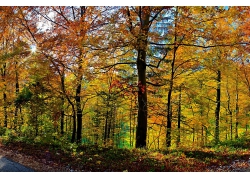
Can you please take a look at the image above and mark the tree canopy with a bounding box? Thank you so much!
[1,6,250,149]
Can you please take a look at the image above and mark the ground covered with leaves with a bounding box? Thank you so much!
[1,139,250,172]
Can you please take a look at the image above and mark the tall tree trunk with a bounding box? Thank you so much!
[75,75,83,143]
[129,97,133,147]
[59,67,76,143]
[104,94,110,145]
[71,110,76,143]
[235,72,239,139]
[204,126,208,145]
[215,70,221,144]
[192,127,195,144]
[135,6,150,148]
[3,92,7,128]
[230,112,233,141]
[166,8,179,148]
[226,75,233,141]
[14,60,20,131]
[2,63,7,128]
[201,126,204,146]
[166,45,178,148]
[176,85,182,147]
[60,97,65,135]
[104,109,109,145]
[60,69,65,135]
[75,6,86,144]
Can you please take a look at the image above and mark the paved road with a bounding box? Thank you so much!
[0,156,34,172]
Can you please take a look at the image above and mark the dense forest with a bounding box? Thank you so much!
[1,6,250,151]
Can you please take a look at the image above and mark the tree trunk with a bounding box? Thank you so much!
[235,72,239,139]
[166,8,179,148]
[192,127,195,144]
[226,75,233,141]
[71,110,76,143]
[14,61,19,130]
[104,94,110,145]
[201,126,204,146]
[75,6,86,144]
[129,97,133,147]
[76,77,83,144]
[215,70,221,144]
[2,63,8,128]
[104,109,109,145]
[60,70,65,135]
[135,6,150,148]
[3,92,7,128]
[230,112,233,140]
[176,85,182,147]
[60,96,65,135]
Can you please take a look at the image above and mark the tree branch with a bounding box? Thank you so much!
[147,49,170,68]
[149,7,165,27]
[127,7,133,33]
[101,62,136,72]
[18,7,38,44]
[146,81,165,87]
[150,41,250,48]
[33,8,69,30]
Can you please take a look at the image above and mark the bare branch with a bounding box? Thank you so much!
[33,8,69,30]
[149,7,165,27]
[18,7,38,44]
[173,58,194,73]
[101,62,136,72]
[150,41,250,48]
[146,81,165,87]
[127,7,133,33]
[147,49,170,68]
[52,6,70,24]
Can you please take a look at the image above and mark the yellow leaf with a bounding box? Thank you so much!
[96,161,101,164]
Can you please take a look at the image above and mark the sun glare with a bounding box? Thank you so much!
[30,45,37,53]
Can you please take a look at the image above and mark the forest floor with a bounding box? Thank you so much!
[1,140,250,172]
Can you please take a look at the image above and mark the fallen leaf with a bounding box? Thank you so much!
[96,161,101,164]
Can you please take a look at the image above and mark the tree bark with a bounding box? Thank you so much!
[75,75,83,143]
[235,72,239,139]
[2,63,7,128]
[75,6,86,144]
[14,61,19,130]
[176,85,182,147]
[166,8,178,148]
[60,97,65,135]
[215,70,221,144]
[59,67,76,143]
[226,75,233,141]
[71,110,76,143]
[135,6,150,148]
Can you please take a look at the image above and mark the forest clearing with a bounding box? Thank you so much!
[1,6,250,172]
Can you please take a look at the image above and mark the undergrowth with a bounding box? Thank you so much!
[1,130,250,171]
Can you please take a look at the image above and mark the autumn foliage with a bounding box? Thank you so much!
[1,6,250,150]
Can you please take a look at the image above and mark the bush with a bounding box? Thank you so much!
[0,126,6,136]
